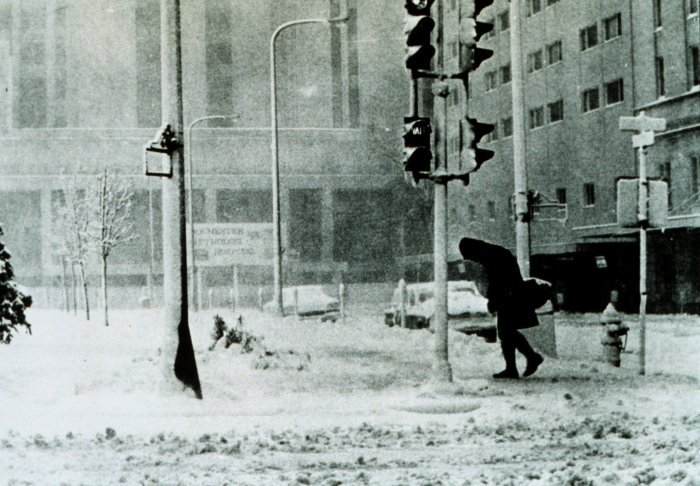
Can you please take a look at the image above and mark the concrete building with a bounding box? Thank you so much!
[437,0,700,312]
[0,0,431,307]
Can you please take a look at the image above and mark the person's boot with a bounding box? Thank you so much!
[494,341,518,379]
[492,368,519,379]
[523,353,544,377]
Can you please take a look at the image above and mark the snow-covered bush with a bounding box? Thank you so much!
[0,224,33,344]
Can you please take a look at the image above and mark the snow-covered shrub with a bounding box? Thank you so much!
[0,225,33,344]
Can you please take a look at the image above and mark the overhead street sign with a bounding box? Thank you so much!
[619,113,667,132]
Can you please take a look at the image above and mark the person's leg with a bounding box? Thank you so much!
[512,330,544,377]
[494,324,519,378]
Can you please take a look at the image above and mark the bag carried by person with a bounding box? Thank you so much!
[522,278,553,310]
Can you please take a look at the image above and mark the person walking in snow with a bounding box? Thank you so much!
[459,237,544,379]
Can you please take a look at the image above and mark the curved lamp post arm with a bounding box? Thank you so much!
[269,17,345,316]
[186,114,239,310]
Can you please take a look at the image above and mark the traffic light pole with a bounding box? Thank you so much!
[159,0,202,399]
[432,82,452,384]
[510,0,530,278]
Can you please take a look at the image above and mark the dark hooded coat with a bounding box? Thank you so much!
[459,237,538,330]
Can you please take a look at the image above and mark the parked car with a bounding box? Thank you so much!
[263,285,340,321]
[384,280,495,340]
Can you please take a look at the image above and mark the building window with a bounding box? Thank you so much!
[604,13,622,41]
[605,78,624,105]
[547,41,562,65]
[548,99,564,122]
[502,117,513,137]
[487,201,497,221]
[656,57,665,97]
[485,123,499,143]
[653,0,662,27]
[692,156,700,194]
[527,50,543,73]
[527,0,542,16]
[499,9,510,31]
[485,71,498,91]
[468,204,477,222]
[449,89,460,107]
[449,135,460,155]
[206,3,234,126]
[482,20,495,40]
[556,187,567,204]
[529,106,544,129]
[691,46,700,87]
[583,183,596,206]
[690,0,699,15]
[500,64,511,84]
[449,41,460,58]
[582,87,600,112]
[580,24,598,51]
[217,190,272,222]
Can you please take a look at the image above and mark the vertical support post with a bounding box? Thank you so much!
[148,179,156,306]
[510,0,530,278]
[339,282,346,324]
[432,82,452,384]
[196,268,203,311]
[399,278,407,328]
[638,145,648,376]
[232,264,239,311]
[159,0,202,399]
[270,30,284,316]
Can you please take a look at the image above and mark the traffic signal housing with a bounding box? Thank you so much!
[460,117,494,173]
[457,0,494,76]
[403,116,432,182]
[404,0,435,71]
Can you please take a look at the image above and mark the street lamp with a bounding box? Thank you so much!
[270,15,346,316]
[186,114,239,311]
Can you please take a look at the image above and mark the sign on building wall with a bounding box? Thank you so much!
[188,223,274,266]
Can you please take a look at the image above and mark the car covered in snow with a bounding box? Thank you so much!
[263,285,340,321]
[384,280,495,340]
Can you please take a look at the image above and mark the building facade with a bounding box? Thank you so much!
[0,0,432,307]
[438,0,700,312]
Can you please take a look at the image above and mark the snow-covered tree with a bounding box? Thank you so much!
[0,224,33,344]
[88,167,135,327]
[54,174,92,321]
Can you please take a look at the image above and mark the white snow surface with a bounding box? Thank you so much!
[1,307,699,485]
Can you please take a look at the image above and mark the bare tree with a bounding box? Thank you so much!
[88,167,135,327]
[54,173,92,321]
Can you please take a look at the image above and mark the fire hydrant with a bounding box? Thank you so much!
[600,302,629,367]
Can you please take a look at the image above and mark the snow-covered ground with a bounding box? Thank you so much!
[1,307,699,485]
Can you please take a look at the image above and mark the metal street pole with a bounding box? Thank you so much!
[270,16,346,316]
[160,0,201,399]
[186,115,238,312]
[432,81,452,384]
[638,142,648,376]
[510,0,530,277]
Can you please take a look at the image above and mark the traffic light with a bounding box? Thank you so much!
[404,0,435,71]
[460,117,494,173]
[403,116,432,182]
[458,0,494,75]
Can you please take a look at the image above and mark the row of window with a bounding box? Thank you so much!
[482,79,623,143]
[580,13,622,52]
[654,0,699,28]
[468,153,700,222]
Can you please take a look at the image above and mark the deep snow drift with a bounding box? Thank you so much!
[1,307,699,485]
